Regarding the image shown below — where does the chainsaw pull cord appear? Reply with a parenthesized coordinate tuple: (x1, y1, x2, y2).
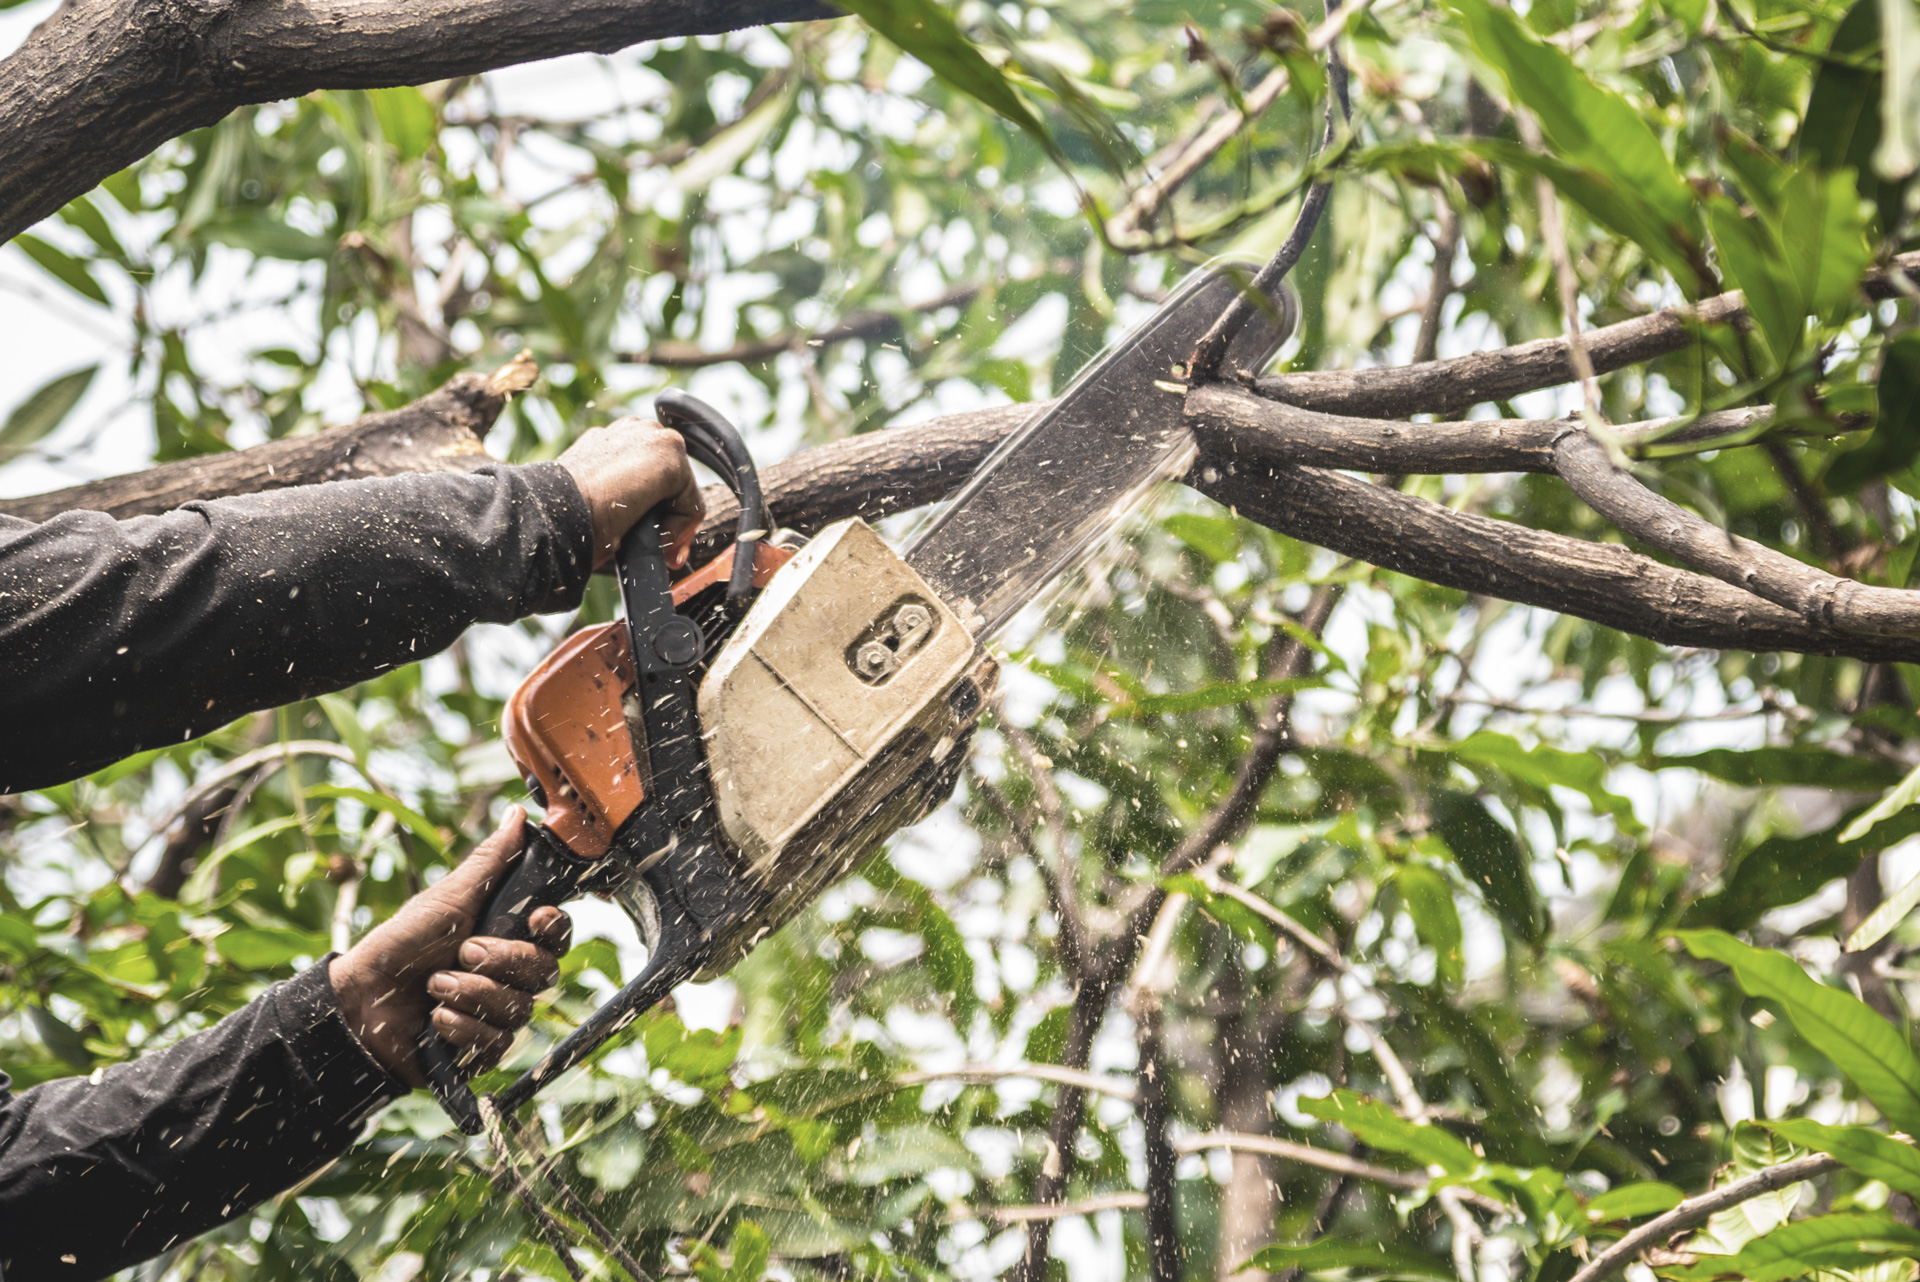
(653, 387, 766, 604)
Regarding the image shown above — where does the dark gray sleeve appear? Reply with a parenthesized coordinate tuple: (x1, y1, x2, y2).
(0, 961, 406, 1282)
(0, 462, 593, 792)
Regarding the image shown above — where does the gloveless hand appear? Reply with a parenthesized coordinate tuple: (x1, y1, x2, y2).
(558, 417, 706, 570)
(327, 807, 571, 1087)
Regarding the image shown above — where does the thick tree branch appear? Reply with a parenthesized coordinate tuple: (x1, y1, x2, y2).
(1200, 455, 1920, 663)
(0, 0, 837, 245)
(1553, 428, 1920, 639)
(0, 355, 535, 522)
(1188, 385, 1774, 474)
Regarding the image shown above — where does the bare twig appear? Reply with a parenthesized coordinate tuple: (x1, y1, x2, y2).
(894, 1063, 1138, 1102)
(1107, 66, 1292, 247)
(617, 284, 983, 368)
(1518, 113, 1602, 419)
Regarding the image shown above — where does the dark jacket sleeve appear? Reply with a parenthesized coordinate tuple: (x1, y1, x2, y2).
(0, 961, 406, 1282)
(0, 462, 593, 792)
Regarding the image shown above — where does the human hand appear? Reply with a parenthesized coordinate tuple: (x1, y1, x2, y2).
(328, 807, 572, 1087)
(557, 417, 706, 570)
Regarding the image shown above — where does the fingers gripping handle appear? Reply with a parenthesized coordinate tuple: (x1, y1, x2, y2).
(420, 825, 601, 1135)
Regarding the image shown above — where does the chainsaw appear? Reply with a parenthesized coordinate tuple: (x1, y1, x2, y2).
(420, 258, 1299, 1134)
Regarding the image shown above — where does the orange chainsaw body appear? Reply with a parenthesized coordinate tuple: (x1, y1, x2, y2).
(502, 542, 793, 858)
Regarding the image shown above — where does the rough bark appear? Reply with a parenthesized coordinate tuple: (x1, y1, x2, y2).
(1188, 385, 1771, 475)
(0, 0, 837, 245)
(1552, 429, 1920, 639)
(0, 356, 534, 522)
(1201, 456, 1920, 664)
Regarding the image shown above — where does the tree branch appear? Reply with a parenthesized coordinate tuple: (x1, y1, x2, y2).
(1254, 253, 1920, 419)
(1553, 428, 1920, 639)
(0, 354, 535, 522)
(1564, 1154, 1841, 1282)
(1188, 385, 1775, 474)
(0, 0, 837, 244)
(1198, 453, 1920, 664)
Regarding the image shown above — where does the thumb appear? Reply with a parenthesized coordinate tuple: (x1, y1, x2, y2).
(425, 807, 528, 916)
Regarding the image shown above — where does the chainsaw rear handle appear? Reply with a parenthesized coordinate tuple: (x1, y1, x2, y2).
(422, 396, 766, 1135)
(417, 824, 605, 1134)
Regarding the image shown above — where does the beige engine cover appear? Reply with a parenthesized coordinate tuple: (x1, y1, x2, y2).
(698, 518, 988, 874)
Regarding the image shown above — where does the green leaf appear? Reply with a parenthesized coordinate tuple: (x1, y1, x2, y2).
(58, 196, 127, 263)
(834, 0, 1066, 167)
(305, 785, 444, 856)
(317, 695, 372, 773)
(1708, 198, 1800, 364)
(1657, 748, 1906, 791)
(723, 1219, 770, 1282)
(1111, 676, 1323, 718)
(1164, 513, 1243, 563)
(641, 1010, 742, 1089)
(668, 80, 795, 194)
(1451, 0, 1693, 225)
(181, 815, 306, 903)
(1393, 863, 1463, 986)
(864, 859, 977, 1020)
(1583, 1181, 1684, 1224)
(1848, 865, 1920, 952)
(1429, 790, 1542, 945)
(1164, 873, 1278, 946)
(1765, 1120, 1920, 1198)
(1450, 730, 1638, 829)
(0, 366, 97, 459)
(1684, 807, 1920, 930)
(1676, 930, 1920, 1134)
(1659, 1214, 1920, 1282)
(202, 213, 335, 262)
(1475, 141, 1710, 295)
(1783, 167, 1872, 321)
(1832, 332, 1920, 490)
(1245, 1240, 1452, 1279)
(1299, 1090, 1476, 1173)
(217, 927, 324, 970)
(1802, 0, 1904, 229)
(368, 86, 437, 162)
(29, 1006, 93, 1068)
(1839, 758, 1920, 842)
(13, 233, 109, 305)
(846, 1122, 978, 1184)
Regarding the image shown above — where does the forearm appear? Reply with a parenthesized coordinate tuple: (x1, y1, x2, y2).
(0, 962, 404, 1282)
(0, 462, 592, 792)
